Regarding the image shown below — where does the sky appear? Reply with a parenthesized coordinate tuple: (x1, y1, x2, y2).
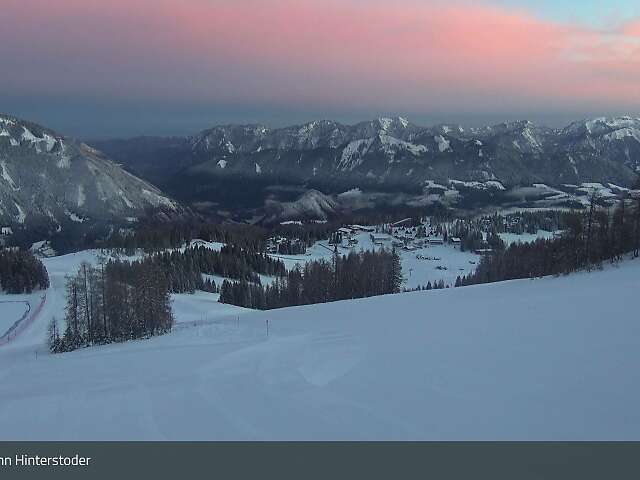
(1, 0, 639, 138)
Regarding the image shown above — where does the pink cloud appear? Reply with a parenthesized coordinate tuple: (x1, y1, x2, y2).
(622, 20, 640, 36)
(1, 0, 639, 114)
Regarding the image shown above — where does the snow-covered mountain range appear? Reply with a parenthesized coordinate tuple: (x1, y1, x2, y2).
(187, 116, 640, 186)
(92, 116, 640, 217)
(0, 114, 178, 229)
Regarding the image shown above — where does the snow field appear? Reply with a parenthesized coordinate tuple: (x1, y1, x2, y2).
(0, 249, 639, 439)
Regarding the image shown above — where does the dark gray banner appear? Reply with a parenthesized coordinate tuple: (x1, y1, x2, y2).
(0, 442, 639, 479)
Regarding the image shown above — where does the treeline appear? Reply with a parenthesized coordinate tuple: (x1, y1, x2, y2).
(446, 221, 505, 252)
(459, 196, 640, 286)
(481, 210, 569, 235)
(50, 259, 173, 353)
(429, 210, 574, 254)
(444, 210, 573, 253)
(219, 248, 403, 310)
(0, 249, 49, 294)
(93, 244, 286, 299)
(108, 252, 216, 294)
(105, 221, 268, 253)
(215, 245, 286, 277)
(102, 219, 336, 258)
(141, 245, 285, 293)
(405, 280, 449, 291)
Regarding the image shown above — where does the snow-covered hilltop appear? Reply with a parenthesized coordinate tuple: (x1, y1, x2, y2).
(0, 113, 179, 229)
(1, 250, 639, 440)
(262, 189, 338, 224)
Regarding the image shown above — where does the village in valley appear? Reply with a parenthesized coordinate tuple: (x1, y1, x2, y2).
(264, 213, 560, 290)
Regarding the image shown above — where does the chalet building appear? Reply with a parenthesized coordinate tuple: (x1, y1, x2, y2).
(30, 240, 56, 258)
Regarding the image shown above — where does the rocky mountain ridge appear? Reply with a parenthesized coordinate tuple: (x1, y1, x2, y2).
(0, 114, 179, 230)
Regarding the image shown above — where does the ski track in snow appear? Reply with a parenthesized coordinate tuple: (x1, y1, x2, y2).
(0, 300, 30, 338)
(1, 248, 640, 439)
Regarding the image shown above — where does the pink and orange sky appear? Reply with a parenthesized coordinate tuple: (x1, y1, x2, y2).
(1, 0, 639, 137)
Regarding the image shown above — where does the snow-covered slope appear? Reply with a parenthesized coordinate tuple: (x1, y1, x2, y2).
(0, 296, 32, 338)
(0, 113, 179, 228)
(262, 189, 338, 224)
(1, 255, 640, 440)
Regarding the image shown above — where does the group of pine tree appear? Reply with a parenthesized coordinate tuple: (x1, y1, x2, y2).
(457, 193, 640, 286)
(149, 245, 286, 294)
(50, 258, 173, 353)
(218, 248, 403, 309)
(50, 245, 288, 351)
(0, 249, 49, 294)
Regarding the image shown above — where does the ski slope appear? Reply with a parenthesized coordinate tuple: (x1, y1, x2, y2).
(0, 298, 30, 337)
(1, 254, 639, 440)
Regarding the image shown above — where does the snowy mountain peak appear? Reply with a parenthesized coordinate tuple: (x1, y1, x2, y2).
(0, 114, 66, 155)
(435, 124, 465, 135)
(0, 114, 17, 126)
(565, 116, 640, 137)
(376, 116, 411, 131)
(0, 114, 180, 228)
(377, 117, 393, 131)
(493, 119, 536, 133)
